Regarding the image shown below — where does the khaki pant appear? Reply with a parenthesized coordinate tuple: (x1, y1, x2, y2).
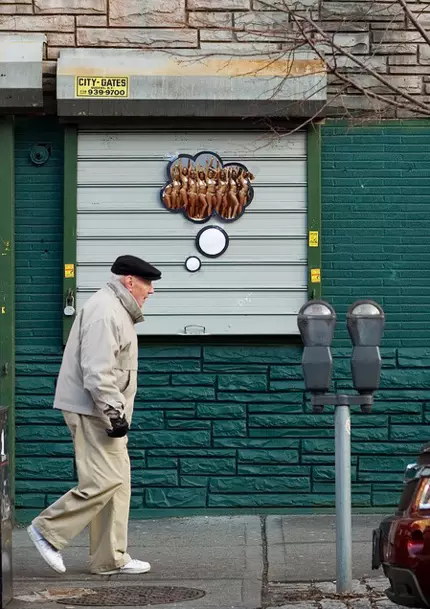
(33, 411, 131, 574)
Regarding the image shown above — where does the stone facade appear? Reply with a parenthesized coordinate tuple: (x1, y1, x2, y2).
(1, 0, 430, 116)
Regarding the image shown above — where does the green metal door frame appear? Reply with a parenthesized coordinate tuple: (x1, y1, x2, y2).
(63, 125, 77, 344)
(307, 123, 322, 300)
(0, 116, 15, 507)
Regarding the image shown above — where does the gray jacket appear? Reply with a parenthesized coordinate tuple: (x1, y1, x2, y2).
(54, 278, 142, 423)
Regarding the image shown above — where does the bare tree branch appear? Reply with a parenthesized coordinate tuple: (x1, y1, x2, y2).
(290, 10, 430, 116)
(397, 0, 430, 46)
(292, 13, 430, 114)
(175, 0, 430, 123)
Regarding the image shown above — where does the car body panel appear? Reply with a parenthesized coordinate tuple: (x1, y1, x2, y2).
(372, 452, 430, 608)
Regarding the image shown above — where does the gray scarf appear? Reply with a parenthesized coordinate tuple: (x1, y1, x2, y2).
(107, 277, 144, 325)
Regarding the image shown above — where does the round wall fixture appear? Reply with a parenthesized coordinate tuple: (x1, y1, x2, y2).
(195, 226, 229, 258)
(29, 144, 50, 166)
(185, 256, 201, 273)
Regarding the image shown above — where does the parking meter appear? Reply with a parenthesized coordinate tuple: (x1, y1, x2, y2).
(297, 300, 336, 411)
(346, 300, 385, 412)
(297, 298, 385, 595)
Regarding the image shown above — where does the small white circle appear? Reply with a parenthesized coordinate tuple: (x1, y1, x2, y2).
(185, 256, 201, 272)
(197, 226, 228, 258)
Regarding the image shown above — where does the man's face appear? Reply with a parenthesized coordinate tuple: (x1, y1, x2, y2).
(124, 275, 154, 308)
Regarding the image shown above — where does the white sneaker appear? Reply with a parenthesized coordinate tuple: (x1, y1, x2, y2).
(27, 525, 66, 574)
(99, 558, 151, 575)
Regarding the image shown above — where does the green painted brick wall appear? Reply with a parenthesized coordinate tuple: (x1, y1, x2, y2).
(14, 119, 430, 522)
(321, 121, 430, 512)
(322, 121, 430, 348)
(14, 119, 66, 519)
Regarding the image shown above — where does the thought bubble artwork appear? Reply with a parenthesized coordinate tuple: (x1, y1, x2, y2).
(160, 151, 254, 223)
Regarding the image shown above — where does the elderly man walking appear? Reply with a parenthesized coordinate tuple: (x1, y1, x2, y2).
(27, 255, 161, 575)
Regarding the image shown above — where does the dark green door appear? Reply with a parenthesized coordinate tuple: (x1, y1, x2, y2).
(0, 116, 15, 502)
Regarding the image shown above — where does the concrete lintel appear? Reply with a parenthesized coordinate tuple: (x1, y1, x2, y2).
(57, 48, 327, 118)
(0, 34, 46, 110)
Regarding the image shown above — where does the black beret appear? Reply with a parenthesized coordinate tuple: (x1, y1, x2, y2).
(111, 255, 161, 281)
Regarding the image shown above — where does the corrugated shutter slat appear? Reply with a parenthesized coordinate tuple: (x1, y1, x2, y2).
(77, 129, 308, 335)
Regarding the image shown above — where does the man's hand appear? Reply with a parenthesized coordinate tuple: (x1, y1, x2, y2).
(106, 414, 129, 438)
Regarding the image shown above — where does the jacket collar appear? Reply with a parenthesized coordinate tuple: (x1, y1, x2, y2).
(107, 277, 144, 325)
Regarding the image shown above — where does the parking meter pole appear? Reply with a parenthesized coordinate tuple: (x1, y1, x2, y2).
(299, 299, 383, 598)
(312, 393, 373, 594)
(335, 395, 352, 594)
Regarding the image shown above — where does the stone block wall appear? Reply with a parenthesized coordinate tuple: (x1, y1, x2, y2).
(1, 0, 430, 115)
(18, 343, 419, 521)
(14, 118, 430, 523)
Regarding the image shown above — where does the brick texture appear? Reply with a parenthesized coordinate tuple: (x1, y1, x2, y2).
(322, 122, 430, 349)
(15, 118, 65, 522)
(14, 119, 430, 522)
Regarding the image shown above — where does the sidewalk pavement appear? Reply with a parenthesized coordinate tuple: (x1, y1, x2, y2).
(10, 515, 397, 609)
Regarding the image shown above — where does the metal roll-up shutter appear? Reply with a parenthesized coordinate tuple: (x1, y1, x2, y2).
(76, 128, 307, 335)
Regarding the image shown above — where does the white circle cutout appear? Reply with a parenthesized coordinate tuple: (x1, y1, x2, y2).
(185, 256, 201, 273)
(196, 226, 229, 258)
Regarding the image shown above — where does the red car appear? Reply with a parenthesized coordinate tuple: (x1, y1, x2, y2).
(372, 444, 430, 608)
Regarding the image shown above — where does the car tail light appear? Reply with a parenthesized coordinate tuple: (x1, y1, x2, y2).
(407, 529, 424, 557)
(383, 541, 390, 562)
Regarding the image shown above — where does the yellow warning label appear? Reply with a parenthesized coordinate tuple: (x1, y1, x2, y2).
(65, 264, 75, 279)
(311, 268, 321, 283)
(1, 307, 5, 314)
(309, 231, 319, 247)
(75, 76, 129, 98)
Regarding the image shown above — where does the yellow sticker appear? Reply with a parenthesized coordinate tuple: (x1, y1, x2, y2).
(1, 306, 5, 314)
(311, 268, 321, 283)
(65, 264, 75, 279)
(309, 231, 319, 247)
(75, 76, 129, 98)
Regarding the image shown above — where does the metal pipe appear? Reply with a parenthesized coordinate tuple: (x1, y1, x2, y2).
(335, 395, 352, 594)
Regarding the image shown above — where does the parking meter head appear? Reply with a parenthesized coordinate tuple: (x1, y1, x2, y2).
(346, 300, 385, 347)
(346, 300, 385, 396)
(297, 300, 336, 347)
(297, 301, 336, 395)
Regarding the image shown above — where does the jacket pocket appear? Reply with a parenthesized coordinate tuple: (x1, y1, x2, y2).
(115, 369, 131, 393)
(114, 353, 137, 394)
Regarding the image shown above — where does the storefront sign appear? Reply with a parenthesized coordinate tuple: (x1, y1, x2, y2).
(75, 76, 129, 98)
(161, 151, 254, 223)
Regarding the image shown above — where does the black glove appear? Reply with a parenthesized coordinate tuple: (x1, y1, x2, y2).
(106, 414, 129, 438)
